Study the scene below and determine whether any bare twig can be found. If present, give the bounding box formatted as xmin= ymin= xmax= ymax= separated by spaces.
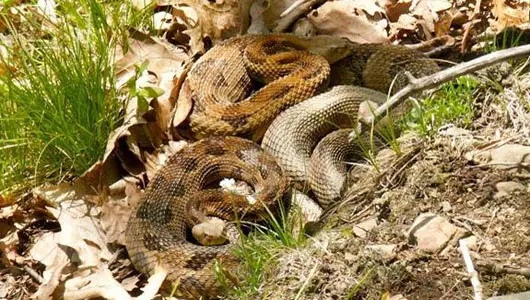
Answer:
xmin=459 ymin=239 xmax=483 ymax=300
xmin=280 ymin=0 xmax=307 ymax=17
xmin=360 ymin=44 xmax=530 ymax=132
xmin=23 ymin=265 xmax=44 ymax=283
xmin=476 ymin=260 xmax=530 ymax=278
xmin=273 ymin=0 xmax=327 ymax=33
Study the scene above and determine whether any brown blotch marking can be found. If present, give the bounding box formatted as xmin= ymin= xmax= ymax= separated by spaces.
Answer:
xmin=220 ymin=114 xmax=249 ymax=128
xmin=302 ymin=65 xmax=324 ymax=81
xmin=231 ymin=166 xmax=244 ymax=179
xmin=270 ymin=86 xmax=291 ymax=101
xmin=136 ymin=200 xmax=150 ymax=219
xmin=183 ymin=252 xmax=218 ymax=271
xmin=212 ymin=73 xmax=229 ymax=90
xmin=259 ymin=165 xmax=268 ymax=180
xmin=190 ymin=58 xmax=216 ymax=78
xmin=179 ymin=155 xmax=200 ymax=173
xmin=155 ymin=205 xmax=173 ymax=225
xmin=204 ymin=145 xmax=228 ymax=156
xmin=150 ymin=174 xmax=168 ymax=189
xmin=245 ymin=51 xmax=266 ymax=65
xmin=168 ymin=182 xmax=186 ymax=197
xmin=205 ymin=135 xmax=226 ymax=143
xmin=180 ymin=276 xmax=206 ymax=294
xmin=278 ymin=40 xmax=305 ymax=51
xmin=131 ymin=251 xmax=147 ymax=268
xmin=143 ymin=232 xmax=165 ymax=251
xmin=276 ymin=55 xmax=299 ymax=65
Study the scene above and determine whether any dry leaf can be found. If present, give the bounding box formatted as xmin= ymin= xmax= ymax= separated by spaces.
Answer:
xmin=426 ymin=0 xmax=452 ymax=13
xmin=81 ymin=30 xmax=190 ymax=192
xmin=491 ymin=0 xmax=530 ymax=31
xmin=308 ymin=0 xmax=388 ymax=44
xmin=434 ymin=10 xmax=453 ymax=36
xmin=410 ymin=0 xmax=437 ymax=33
xmin=100 ymin=179 xmax=142 ymax=245
xmin=63 ymin=267 xmax=130 ymax=300
xmin=260 ymin=0 xmax=299 ymax=30
xmin=29 ymin=184 xmax=114 ymax=298
xmin=171 ymin=0 xmax=253 ymax=53
xmin=384 ymin=0 xmax=412 ymax=22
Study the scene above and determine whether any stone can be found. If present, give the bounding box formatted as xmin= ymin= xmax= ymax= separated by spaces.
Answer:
xmin=344 ymin=252 xmax=356 ymax=262
xmin=407 ymin=213 xmax=467 ymax=253
xmin=389 ymin=294 xmax=408 ymax=300
xmin=488 ymin=291 xmax=530 ymax=300
xmin=365 ymin=244 xmax=397 ymax=260
xmin=441 ymin=201 xmax=452 ymax=212
xmin=353 ymin=217 xmax=378 ymax=238
xmin=494 ymin=181 xmax=525 ymax=199
xmin=469 ymin=144 xmax=530 ymax=168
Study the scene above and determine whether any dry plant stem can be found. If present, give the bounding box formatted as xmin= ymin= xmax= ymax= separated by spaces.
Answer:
xmin=459 ymin=239 xmax=483 ymax=300
xmin=273 ymin=0 xmax=327 ymax=33
xmin=280 ymin=0 xmax=306 ymax=17
xmin=23 ymin=265 xmax=44 ymax=283
xmin=360 ymin=44 xmax=530 ymax=131
xmin=476 ymin=260 xmax=530 ymax=278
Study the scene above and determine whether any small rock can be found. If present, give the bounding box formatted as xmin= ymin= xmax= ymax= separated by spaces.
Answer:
xmin=407 ymin=213 xmax=467 ymax=253
xmin=469 ymin=144 xmax=530 ymax=167
xmin=344 ymin=252 xmax=356 ymax=262
xmin=488 ymin=291 xmax=530 ymax=300
xmin=494 ymin=181 xmax=525 ymax=199
xmin=441 ymin=201 xmax=452 ymax=212
xmin=389 ymin=294 xmax=408 ymax=300
xmin=353 ymin=217 xmax=378 ymax=238
xmin=365 ymin=244 xmax=397 ymax=260
xmin=460 ymin=235 xmax=478 ymax=251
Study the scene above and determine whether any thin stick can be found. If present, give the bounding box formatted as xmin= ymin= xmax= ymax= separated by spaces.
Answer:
xmin=360 ymin=44 xmax=530 ymax=131
xmin=294 ymin=263 xmax=319 ymax=300
xmin=476 ymin=260 xmax=530 ymax=278
xmin=280 ymin=0 xmax=306 ymax=17
xmin=459 ymin=239 xmax=483 ymax=300
xmin=23 ymin=265 xmax=44 ymax=283
xmin=273 ymin=0 xmax=327 ymax=33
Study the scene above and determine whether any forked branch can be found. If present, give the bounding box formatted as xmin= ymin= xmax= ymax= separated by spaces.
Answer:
xmin=360 ymin=44 xmax=530 ymax=130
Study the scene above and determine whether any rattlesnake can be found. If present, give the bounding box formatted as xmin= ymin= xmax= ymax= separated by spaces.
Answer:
xmin=125 ymin=136 xmax=289 ymax=299
xmin=125 ymin=34 xmax=439 ymax=299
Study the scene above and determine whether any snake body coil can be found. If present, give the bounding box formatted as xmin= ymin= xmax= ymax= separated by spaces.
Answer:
xmin=125 ymin=137 xmax=289 ymax=299
xmin=126 ymin=34 xmax=439 ymax=299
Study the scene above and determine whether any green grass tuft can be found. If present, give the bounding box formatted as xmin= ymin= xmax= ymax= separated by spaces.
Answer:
xmin=403 ymin=76 xmax=477 ymax=137
xmin=0 ymin=0 xmax=154 ymax=194
xmin=216 ymin=197 xmax=308 ymax=299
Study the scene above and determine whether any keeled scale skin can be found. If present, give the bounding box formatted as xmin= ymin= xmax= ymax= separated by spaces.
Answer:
xmin=263 ymin=43 xmax=440 ymax=207
xmin=124 ymin=136 xmax=289 ymax=299
xmin=181 ymin=34 xmax=331 ymax=141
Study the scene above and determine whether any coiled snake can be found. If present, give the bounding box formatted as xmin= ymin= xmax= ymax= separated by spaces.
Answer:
xmin=125 ymin=34 xmax=439 ymax=299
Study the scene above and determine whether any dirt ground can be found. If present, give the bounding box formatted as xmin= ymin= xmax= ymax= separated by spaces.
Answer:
xmin=253 ymin=66 xmax=530 ymax=300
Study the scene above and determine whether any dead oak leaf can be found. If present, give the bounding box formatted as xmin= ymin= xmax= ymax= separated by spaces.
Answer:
xmin=491 ymin=0 xmax=530 ymax=31
xmin=384 ymin=0 xmax=413 ymax=22
xmin=171 ymin=0 xmax=253 ymax=53
xmin=29 ymin=184 xmax=114 ymax=299
xmin=308 ymin=0 xmax=388 ymax=44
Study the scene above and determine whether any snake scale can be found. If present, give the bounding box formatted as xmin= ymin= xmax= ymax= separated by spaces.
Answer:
xmin=125 ymin=34 xmax=439 ymax=299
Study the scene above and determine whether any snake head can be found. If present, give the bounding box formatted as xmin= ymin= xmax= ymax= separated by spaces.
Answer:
xmin=191 ymin=217 xmax=227 ymax=246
